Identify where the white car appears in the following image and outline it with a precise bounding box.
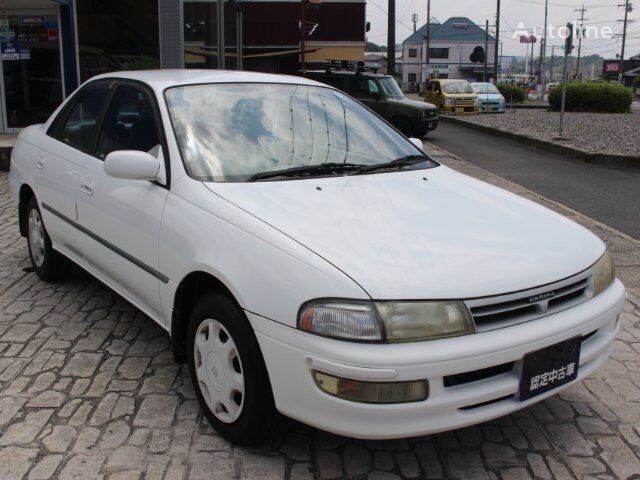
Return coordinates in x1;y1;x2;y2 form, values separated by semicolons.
471;82;506;113
9;70;625;445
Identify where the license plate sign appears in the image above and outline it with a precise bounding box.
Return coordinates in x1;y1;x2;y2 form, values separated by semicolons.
519;337;580;401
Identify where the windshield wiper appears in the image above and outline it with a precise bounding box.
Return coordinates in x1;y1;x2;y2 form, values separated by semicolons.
353;155;433;175
247;162;364;182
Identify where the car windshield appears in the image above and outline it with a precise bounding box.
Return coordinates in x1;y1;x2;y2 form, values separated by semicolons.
442;82;474;94
471;83;499;94
378;77;404;99
165;83;436;182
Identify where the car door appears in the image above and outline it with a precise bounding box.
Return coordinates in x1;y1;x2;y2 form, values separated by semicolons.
424;81;435;105
75;82;169;320
35;81;112;254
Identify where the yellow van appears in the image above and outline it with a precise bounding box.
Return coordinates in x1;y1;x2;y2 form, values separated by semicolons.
424;79;478;114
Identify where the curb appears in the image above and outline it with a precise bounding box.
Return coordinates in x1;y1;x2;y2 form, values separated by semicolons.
439;115;640;168
511;104;548;110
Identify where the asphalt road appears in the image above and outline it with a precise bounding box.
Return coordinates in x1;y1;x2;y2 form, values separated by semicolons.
427;121;640;240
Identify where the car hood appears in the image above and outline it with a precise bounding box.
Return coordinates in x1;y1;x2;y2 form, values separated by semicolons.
476;93;505;101
205;166;604;299
390;97;437;110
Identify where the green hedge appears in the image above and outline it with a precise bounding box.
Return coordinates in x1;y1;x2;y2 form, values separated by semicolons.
496;83;526;103
633;75;640;89
548;82;632;113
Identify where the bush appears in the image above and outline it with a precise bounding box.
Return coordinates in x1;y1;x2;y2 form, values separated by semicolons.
548;81;632;113
496;83;526;103
633;75;640;89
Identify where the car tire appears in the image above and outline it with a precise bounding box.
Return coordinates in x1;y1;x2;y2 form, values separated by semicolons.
26;197;70;282
391;117;412;136
187;292;279;445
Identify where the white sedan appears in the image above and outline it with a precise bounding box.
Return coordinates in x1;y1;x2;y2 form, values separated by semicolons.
9;70;625;445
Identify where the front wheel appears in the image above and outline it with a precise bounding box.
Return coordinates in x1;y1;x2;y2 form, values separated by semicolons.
187;292;278;445
26;197;70;281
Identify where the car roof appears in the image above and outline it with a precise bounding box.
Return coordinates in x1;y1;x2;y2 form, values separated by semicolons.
437;79;470;83
303;70;390;78
87;69;327;92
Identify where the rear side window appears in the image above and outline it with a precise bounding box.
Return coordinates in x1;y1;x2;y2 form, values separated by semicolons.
95;85;161;160
319;76;346;91
56;84;111;152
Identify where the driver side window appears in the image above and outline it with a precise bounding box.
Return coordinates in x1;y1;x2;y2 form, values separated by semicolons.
95;85;161;161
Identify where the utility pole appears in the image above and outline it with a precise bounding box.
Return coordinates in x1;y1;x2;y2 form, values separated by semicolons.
530;41;535;84
575;4;587;80
618;0;632;84
550;44;555;81
484;20;489;82
300;0;306;71
540;0;548;87
559;23;573;138
412;13;418;33
425;0;431;83
493;0;501;82
387;0;395;77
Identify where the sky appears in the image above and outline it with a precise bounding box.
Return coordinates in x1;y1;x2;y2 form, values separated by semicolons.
366;0;639;59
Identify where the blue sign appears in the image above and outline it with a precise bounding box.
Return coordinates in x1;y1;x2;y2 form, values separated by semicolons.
1;41;20;60
44;19;59;30
21;16;44;25
0;29;15;43
19;48;30;60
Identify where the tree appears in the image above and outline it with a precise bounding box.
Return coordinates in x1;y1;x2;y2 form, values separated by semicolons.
366;41;386;52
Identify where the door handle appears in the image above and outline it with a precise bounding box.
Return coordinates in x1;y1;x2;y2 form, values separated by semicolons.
80;177;94;196
35;155;45;170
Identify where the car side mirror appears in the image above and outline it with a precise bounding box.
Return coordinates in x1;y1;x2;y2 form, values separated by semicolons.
409;138;423;149
372;91;381;101
104;150;161;181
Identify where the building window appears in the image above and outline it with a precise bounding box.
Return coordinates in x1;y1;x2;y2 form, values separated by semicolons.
183;1;239;70
429;48;449;59
76;0;160;82
408;73;417;82
408;48;417;58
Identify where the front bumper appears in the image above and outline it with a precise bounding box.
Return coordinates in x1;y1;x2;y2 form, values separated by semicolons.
478;103;505;113
442;104;478;114
249;279;625;439
411;117;438;136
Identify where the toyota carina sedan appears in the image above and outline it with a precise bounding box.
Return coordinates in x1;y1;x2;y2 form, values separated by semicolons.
9;70;625;445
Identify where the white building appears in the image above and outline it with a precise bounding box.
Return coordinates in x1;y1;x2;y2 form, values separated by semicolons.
402;17;496;91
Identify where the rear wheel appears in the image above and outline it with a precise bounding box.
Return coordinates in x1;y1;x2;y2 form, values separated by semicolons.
27;197;70;281
187;292;278;445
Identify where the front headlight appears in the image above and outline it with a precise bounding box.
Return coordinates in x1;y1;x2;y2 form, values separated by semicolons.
298;299;474;342
376;301;475;342
444;98;454;104
593;250;616;296
298;300;383;342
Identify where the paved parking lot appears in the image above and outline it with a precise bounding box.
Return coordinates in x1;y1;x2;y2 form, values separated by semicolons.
0;147;639;479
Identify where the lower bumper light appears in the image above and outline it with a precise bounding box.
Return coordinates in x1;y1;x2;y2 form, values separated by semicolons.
313;371;429;404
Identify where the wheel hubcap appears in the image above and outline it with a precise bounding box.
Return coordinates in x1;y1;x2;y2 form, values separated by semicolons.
28;209;45;268
194;319;245;423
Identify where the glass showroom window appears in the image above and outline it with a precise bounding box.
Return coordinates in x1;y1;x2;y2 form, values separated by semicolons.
76;0;160;82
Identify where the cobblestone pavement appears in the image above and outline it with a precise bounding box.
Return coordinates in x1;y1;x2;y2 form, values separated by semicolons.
1;145;640;480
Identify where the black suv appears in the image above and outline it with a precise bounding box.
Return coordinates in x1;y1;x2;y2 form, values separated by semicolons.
303;69;438;137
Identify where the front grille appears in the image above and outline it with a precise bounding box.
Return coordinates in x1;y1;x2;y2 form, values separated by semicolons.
444;361;514;387
466;272;592;332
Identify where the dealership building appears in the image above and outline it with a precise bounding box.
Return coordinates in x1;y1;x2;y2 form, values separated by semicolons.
0;0;366;133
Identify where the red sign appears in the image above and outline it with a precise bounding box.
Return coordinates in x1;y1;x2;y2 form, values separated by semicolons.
603;61;619;73
520;36;537;44
47;29;59;42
